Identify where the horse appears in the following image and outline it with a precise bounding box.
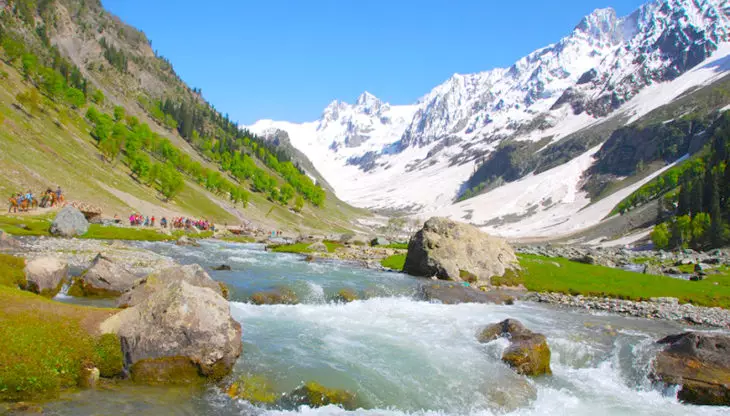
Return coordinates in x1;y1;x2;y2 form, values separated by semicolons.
31;198;38;210
8;196;18;213
51;193;65;207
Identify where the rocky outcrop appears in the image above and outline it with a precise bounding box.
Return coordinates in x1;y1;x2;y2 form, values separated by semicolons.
653;332;730;406
50;205;89;237
478;319;551;376
403;217;519;284
71;253;137;297
23;256;68;297
101;280;242;383
420;282;518;305
117;264;225;308
70;201;103;224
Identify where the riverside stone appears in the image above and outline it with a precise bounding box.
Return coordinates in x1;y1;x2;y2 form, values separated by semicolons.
118;264;225;308
50;206;89;237
478;319;551;376
23;256;68;297
101;280;242;383
72;253;137;297
653;332;730;406
403;217;519;284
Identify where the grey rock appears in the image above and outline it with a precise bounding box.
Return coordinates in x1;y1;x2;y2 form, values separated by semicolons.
50;206;89;237
403;217;519;284
24;256;68;296
118;264;224;308
420;282;519;305
308;242;328;253
370;237;390;247
653;332;730;406
102;280;242;382
76;253;138;296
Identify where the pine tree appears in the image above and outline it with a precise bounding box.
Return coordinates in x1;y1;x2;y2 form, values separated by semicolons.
710;177;725;248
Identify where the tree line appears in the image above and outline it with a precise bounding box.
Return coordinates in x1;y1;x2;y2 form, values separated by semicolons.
650;112;730;250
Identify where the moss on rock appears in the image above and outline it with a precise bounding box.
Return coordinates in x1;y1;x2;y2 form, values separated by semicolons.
227;374;278;405
94;334;124;378
288;381;358;410
335;288;358;303
130;356;204;385
250;287;299;305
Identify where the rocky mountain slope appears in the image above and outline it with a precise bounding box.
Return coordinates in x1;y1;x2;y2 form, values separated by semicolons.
249;0;730;237
0;0;367;234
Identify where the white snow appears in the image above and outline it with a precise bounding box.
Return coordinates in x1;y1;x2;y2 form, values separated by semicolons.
247;0;730;237
416;150;683;239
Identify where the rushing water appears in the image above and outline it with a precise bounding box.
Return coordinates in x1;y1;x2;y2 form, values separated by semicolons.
40;241;729;415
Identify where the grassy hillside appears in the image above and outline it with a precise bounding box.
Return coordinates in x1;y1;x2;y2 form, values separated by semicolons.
0;0;369;234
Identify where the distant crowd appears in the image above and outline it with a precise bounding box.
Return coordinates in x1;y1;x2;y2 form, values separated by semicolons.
8;186;64;213
121;213;215;231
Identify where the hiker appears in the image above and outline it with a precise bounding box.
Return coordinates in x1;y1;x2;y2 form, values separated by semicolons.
113;214;121;224
161;217;168;228
151;216;156;227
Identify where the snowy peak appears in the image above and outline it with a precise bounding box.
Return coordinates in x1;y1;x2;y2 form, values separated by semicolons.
574;7;623;44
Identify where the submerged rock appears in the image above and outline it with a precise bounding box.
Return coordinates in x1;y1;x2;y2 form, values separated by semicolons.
486;378;537;412
653;332;730;406
250;287;299;305
227;374;278;405
176;236;200;247
71;253;137;297
117;264;225;308
102;280;242;383
403;217;519;285
282;382;358;410
334;288;358;303
420;282;517;305
478;319;552;377
23;256;68;297
50;205;89;237
213;264;232;271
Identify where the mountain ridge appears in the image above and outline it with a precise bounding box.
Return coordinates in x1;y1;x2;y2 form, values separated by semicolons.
248;0;730;238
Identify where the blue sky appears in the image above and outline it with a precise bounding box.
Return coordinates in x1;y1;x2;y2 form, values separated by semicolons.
101;0;646;125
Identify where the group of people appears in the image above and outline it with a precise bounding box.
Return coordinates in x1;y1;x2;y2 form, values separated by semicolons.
170;217;215;231
8;186;63;213
127;213;157;227
123;213;215;232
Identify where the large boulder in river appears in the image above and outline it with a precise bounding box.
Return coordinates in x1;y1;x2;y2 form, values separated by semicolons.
653;332;730;406
117;264;226;308
23;256;68;297
101;280;242;383
478;319;551;377
403;217;518;285
71;253;138;297
50;205;89;237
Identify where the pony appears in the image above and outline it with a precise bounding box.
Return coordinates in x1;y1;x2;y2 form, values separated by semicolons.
7;196;18;213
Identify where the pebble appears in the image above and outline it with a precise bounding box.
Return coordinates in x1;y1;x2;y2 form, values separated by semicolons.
527;292;730;328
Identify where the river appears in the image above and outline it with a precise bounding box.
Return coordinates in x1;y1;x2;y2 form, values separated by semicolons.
43;240;729;415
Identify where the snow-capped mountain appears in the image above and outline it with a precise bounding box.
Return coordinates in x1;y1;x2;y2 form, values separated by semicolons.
249;0;730;238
